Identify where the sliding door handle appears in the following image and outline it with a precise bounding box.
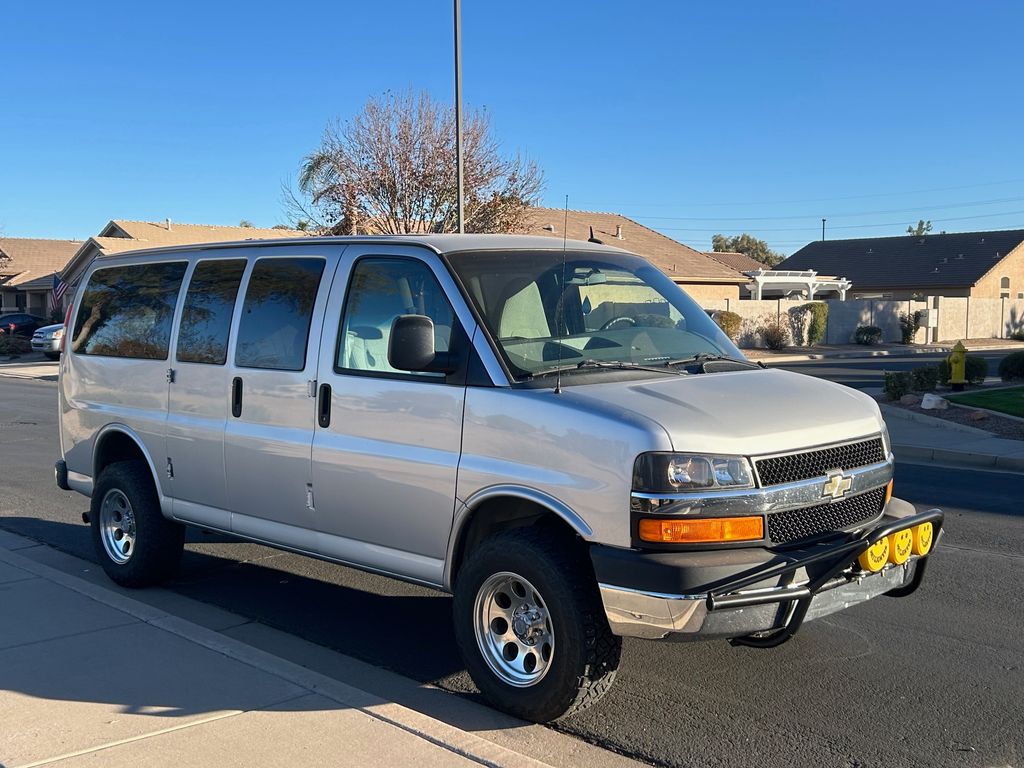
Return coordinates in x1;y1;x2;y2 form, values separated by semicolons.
231;377;243;417
317;383;332;428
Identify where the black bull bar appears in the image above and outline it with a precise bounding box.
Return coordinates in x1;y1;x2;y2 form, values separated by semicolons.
705;508;944;648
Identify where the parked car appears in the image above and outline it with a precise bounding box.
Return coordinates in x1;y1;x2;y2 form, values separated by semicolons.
0;313;48;338
56;235;943;722
31;323;64;360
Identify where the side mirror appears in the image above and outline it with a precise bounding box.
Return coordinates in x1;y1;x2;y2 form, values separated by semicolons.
388;315;456;374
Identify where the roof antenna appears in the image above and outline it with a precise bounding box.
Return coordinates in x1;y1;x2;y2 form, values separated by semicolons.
554;195;569;395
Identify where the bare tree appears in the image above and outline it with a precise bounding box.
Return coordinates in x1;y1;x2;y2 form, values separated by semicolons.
294;90;543;235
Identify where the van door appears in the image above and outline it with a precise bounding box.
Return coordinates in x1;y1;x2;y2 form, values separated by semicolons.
311;245;475;585
165;257;248;529
223;246;343;551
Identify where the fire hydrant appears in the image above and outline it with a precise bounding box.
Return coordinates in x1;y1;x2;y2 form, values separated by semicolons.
948;340;968;392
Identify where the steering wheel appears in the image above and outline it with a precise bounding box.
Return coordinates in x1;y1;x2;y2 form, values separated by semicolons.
599;316;637;331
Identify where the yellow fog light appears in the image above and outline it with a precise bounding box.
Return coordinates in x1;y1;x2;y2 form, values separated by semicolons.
912;522;934;556
887;529;913;565
858;538;889;572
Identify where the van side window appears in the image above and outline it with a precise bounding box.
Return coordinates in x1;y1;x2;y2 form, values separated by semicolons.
235;257;325;371
71;262;187;359
337;258;455;378
176;259;247;365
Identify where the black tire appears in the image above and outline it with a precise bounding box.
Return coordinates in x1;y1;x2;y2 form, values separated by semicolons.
90;460;184;587
453;526;622;722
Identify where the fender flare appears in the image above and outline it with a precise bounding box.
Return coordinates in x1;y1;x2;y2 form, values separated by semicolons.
92;424;169;509
443;484;593;589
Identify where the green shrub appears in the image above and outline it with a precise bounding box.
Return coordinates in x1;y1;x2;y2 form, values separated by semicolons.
1010;330;1024;341
884;371;914;400
938;355;989;385
910;365;938;392
899;311;923;344
760;321;790;350
999;350;1024;382
713;310;741;341
854;325;883;345
803;303;828;345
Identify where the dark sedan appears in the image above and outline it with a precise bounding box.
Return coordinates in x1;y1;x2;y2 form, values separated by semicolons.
0;313;50;338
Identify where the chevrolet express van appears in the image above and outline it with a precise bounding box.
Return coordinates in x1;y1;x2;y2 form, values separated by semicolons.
56;235;942;722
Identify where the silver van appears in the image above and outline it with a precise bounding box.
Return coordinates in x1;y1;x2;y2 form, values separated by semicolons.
56;235;942;722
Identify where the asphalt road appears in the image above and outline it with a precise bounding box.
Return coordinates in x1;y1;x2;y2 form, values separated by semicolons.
2;376;1022;768
773;349;1012;390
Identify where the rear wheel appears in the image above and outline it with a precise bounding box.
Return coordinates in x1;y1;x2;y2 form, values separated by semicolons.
90;460;184;587
453;526;621;722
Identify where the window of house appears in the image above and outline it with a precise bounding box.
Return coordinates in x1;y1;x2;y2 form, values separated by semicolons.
235;257;325;371
1000;277;1010;289
71;262;188;359
176;259;247;365
336;258;455;378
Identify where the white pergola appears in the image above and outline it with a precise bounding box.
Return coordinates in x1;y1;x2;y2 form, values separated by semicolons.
744;269;851;301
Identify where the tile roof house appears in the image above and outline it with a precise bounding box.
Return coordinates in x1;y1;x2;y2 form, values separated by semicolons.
0;237;84;316
519;208;751;301
61;220;309;296
778;229;1024;300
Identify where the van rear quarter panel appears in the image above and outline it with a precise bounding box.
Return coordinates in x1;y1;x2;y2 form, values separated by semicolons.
61;354;170;496
457;387;672;549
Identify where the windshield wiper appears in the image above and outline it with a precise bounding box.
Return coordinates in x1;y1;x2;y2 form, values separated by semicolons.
664;353;761;369
529;359;687;379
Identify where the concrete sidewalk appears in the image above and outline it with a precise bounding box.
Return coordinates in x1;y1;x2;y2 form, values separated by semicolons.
0;530;634;768
882;404;1024;472
0;354;58;382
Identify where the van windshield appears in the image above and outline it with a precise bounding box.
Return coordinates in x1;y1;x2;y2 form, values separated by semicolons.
447;250;744;380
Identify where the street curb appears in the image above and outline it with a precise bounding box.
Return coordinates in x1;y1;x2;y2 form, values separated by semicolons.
0;542;556;768
892;443;1024;473
746;343;1023;365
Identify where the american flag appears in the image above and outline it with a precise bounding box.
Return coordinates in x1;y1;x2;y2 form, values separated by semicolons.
50;273;69;312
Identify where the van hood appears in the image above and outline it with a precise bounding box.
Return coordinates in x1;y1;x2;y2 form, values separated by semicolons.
563;368;884;456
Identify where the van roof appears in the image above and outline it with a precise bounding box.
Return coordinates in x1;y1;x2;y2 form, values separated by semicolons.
93;233;633;261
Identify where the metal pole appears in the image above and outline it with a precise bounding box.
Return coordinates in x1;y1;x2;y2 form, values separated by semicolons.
821;218;826;241
454;0;465;234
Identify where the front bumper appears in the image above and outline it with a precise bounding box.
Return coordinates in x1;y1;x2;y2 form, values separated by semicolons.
594;501;942;643
31;337;60;353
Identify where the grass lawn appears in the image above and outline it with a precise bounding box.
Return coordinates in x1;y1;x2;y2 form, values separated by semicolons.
946;386;1024;418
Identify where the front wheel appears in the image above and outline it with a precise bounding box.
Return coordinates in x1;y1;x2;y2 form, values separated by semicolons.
453;527;621;722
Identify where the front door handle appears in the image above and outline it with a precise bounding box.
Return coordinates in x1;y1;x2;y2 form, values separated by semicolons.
231;377;243;417
317;383;332;428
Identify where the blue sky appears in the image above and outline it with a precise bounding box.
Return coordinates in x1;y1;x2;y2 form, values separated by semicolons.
3;1;1023;254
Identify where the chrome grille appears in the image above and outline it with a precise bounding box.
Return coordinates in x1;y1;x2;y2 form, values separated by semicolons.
768;487;886;545
755;437;885;487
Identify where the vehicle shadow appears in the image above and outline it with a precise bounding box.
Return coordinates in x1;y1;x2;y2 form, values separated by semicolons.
0;517;536;738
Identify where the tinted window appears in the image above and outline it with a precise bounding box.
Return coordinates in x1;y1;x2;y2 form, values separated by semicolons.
71;262;187;359
176;259;247;365
235;257;325;371
337;258;455;378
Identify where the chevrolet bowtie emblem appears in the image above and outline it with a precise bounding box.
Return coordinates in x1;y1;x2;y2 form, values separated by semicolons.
822;471;853;500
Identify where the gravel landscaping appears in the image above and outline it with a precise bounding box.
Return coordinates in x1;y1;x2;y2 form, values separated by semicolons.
882;390;1024;441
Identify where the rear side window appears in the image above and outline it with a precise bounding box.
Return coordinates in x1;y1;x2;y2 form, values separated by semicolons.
176;259;247;365
235;257;325;371
71;262;187;359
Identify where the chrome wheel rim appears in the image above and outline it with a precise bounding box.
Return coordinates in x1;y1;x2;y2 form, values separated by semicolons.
473;571;554;687
99;489;136;565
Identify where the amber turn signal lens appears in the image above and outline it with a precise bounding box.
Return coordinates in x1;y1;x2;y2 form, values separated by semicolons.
638;516;764;544
884;479;893;506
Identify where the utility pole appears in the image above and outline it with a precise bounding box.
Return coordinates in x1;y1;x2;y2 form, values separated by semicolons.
821;218;826;241
454;0;465;234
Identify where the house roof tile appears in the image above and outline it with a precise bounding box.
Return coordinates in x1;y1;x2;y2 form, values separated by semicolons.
0;237;83;286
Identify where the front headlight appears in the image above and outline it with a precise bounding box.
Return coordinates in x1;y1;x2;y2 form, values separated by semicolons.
880;424;891;457
51;328;65;340
633;453;754;493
